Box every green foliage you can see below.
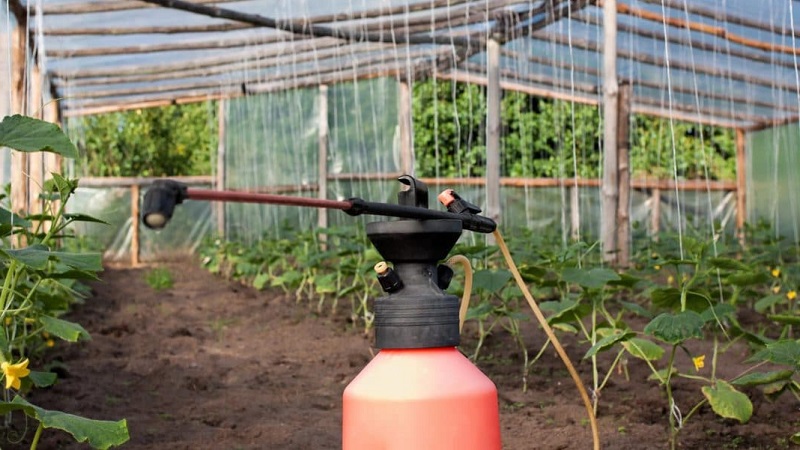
[412,79,735,180]
[0,114,129,449]
[145,267,174,291]
[72,102,216,177]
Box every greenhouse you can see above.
[1,0,800,449]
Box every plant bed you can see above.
[25,259,798,450]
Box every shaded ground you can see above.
[12,259,798,449]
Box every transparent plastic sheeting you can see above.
[749,124,800,244]
[67,186,213,263]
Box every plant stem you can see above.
[665,345,679,450]
[29,422,44,450]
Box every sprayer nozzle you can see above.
[142,180,189,230]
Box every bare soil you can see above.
[13,259,799,449]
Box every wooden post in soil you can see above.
[651,188,661,240]
[216,99,226,237]
[601,0,619,264]
[486,36,502,237]
[735,128,747,246]
[318,85,329,248]
[616,83,632,268]
[398,78,414,176]
[131,184,140,266]
[10,20,29,234]
[27,67,44,227]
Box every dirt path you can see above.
[18,260,798,449]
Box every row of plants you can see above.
[0,115,129,449]
[199,219,799,449]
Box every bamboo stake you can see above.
[735,128,747,243]
[130,184,140,266]
[601,0,619,264]
[616,83,632,268]
[486,37,502,227]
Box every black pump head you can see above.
[142,180,188,229]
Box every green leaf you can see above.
[727,271,769,287]
[252,273,269,290]
[648,367,676,384]
[0,115,78,158]
[40,315,91,342]
[3,244,52,269]
[472,269,512,293]
[607,272,642,288]
[707,257,751,271]
[63,213,110,225]
[702,380,753,423]
[465,301,494,320]
[650,288,710,311]
[700,303,736,323]
[749,340,800,368]
[619,301,653,318]
[790,432,800,445]
[732,370,794,387]
[754,295,784,314]
[28,370,58,388]
[644,311,705,345]
[0,205,31,228]
[622,337,665,361]
[768,314,800,325]
[9,396,129,449]
[561,267,620,289]
[584,330,634,359]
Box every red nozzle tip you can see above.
[438,189,456,207]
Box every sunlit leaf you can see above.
[644,311,704,345]
[622,337,665,361]
[0,115,78,158]
[561,267,620,289]
[584,330,633,359]
[40,315,91,342]
[749,340,800,368]
[702,380,752,423]
[732,370,794,387]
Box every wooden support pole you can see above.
[485,37,502,229]
[216,99,226,237]
[616,83,632,268]
[131,184,140,266]
[398,79,414,175]
[651,188,661,239]
[570,185,580,241]
[317,85,329,240]
[735,128,747,243]
[27,67,44,224]
[601,0,619,264]
[10,19,29,243]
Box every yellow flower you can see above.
[46,339,55,348]
[654,265,661,271]
[667,275,675,285]
[772,268,781,278]
[788,291,797,301]
[3,317,11,326]
[1,359,30,390]
[692,355,705,372]
[773,285,781,294]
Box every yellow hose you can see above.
[493,229,601,450]
[446,254,473,333]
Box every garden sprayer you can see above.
[141,175,601,449]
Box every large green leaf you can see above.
[40,315,91,342]
[755,295,785,314]
[644,311,705,345]
[584,329,633,359]
[5,396,129,449]
[0,206,31,228]
[28,370,58,388]
[622,337,665,361]
[1,246,102,272]
[707,257,751,271]
[702,380,753,423]
[0,115,78,158]
[650,288,710,311]
[561,267,620,289]
[472,269,512,293]
[749,340,800,368]
[732,370,794,387]
[727,271,769,287]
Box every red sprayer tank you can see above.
[342,176,501,450]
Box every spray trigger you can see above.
[437,189,482,215]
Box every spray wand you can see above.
[141,175,600,449]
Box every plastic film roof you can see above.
[11,0,800,129]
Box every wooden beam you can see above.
[317,85,329,235]
[78,175,214,188]
[486,37,502,226]
[216,99,226,238]
[616,83,632,268]
[601,0,619,264]
[42,0,242,15]
[500,46,800,113]
[604,0,800,56]
[398,80,414,175]
[130,184,140,266]
[438,70,600,106]
[136,0,477,47]
[735,128,747,241]
[42,22,254,36]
